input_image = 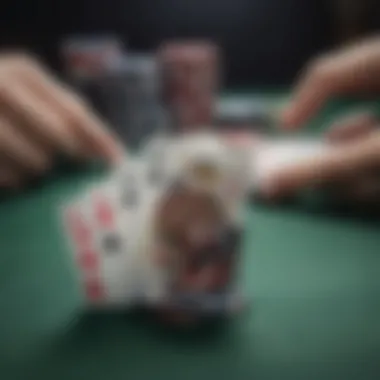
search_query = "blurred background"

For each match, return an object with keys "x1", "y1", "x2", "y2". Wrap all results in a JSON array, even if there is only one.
[{"x1": 0, "y1": 0, "x2": 379, "y2": 88}]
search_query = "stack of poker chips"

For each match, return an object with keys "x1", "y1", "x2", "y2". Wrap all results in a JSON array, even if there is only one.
[
  {"x1": 61, "y1": 36, "x2": 221, "y2": 147},
  {"x1": 158, "y1": 41, "x2": 220, "y2": 133},
  {"x1": 61, "y1": 36, "x2": 169, "y2": 149},
  {"x1": 90, "y1": 55, "x2": 169, "y2": 150},
  {"x1": 61, "y1": 35, "x2": 123, "y2": 81}
]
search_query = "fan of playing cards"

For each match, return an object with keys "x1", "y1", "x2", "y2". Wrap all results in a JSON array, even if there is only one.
[{"x1": 62, "y1": 133, "x2": 252, "y2": 320}]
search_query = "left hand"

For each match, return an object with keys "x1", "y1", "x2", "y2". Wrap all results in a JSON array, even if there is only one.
[
  {"x1": 0, "y1": 53, "x2": 124, "y2": 188},
  {"x1": 260, "y1": 111, "x2": 380, "y2": 204}
]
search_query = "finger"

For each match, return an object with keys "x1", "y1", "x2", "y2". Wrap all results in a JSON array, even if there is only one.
[
  {"x1": 260, "y1": 132, "x2": 380, "y2": 198},
  {"x1": 68, "y1": 104, "x2": 124, "y2": 165},
  {"x1": 281, "y1": 57, "x2": 338, "y2": 128},
  {"x1": 0, "y1": 82, "x2": 79, "y2": 155},
  {"x1": 0, "y1": 116, "x2": 51, "y2": 172},
  {"x1": 282, "y1": 39, "x2": 380, "y2": 129},
  {"x1": 19, "y1": 65, "x2": 124, "y2": 164},
  {"x1": 326, "y1": 111, "x2": 378, "y2": 143}
]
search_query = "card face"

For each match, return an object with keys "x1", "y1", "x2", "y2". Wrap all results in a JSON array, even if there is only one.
[
  {"x1": 61, "y1": 133, "x2": 251, "y2": 318},
  {"x1": 152, "y1": 182, "x2": 245, "y2": 316},
  {"x1": 62, "y1": 180, "x2": 141, "y2": 308},
  {"x1": 254, "y1": 138, "x2": 328, "y2": 186},
  {"x1": 141, "y1": 133, "x2": 250, "y2": 316},
  {"x1": 140, "y1": 135, "x2": 176, "y2": 191},
  {"x1": 117, "y1": 163, "x2": 143, "y2": 210},
  {"x1": 144, "y1": 139, "x2": 170, "y2": 188}
]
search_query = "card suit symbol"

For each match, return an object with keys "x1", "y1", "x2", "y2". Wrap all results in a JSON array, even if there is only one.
[
  {"x1": 85, "y1": 279, "x2": 104, "y2": 300},
  {"x1": 66, "y1": 208, "x2": 91, "y2": 246},
  {"x1": 77, "y1": 228, "x2": 91, "y2": 246},
  {"x1": 102, "y1": 233, "x2": 122, "y2": 254},
  {"x1": 94, "y1": 196, "x2": 114, "y2": 228},
  {"x1": 79, "y1": 249, "x2": 98, "y2": 271}
]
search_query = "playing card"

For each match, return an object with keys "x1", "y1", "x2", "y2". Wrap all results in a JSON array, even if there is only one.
[
  {"x1": 138, "y1": 132, "x2": 250, "y2": 316},
  {"x1": 61, "y1": 132, "x2": 252, "y2": 319},
  {"x1": 253, "y1": 138, "x2": 329, "y2": 187},
  {"x1": 140, "y1": 134, "x2": 176, "y2": 190},
  {"x1": 62, "y1": 178, "x2": 142, "y2": 309},
  {"x1": 110, "y1": 156, "x2": 170, "y2": 304},
  {"x1": 113, "y1": 159, "x2": 145, "y2": 211}
]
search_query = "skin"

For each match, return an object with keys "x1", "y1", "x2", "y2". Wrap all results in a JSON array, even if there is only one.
[
  {"x1": 0, "y1": 53, "x2": 123, "y2": 188},
  {"x1": 261, "y1": 36, "x2": 380, "y2": 203}
]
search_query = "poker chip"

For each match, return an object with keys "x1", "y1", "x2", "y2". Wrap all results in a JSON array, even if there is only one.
[{"x1": 158, "y1": 41, "x2": 220, "y2": 131}]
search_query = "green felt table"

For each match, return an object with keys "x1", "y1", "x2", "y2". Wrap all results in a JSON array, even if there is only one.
[{"x1": 0, "y1": 92, "x2": 379, "y2": 380}]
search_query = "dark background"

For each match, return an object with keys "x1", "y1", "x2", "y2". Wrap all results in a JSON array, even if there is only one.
[{"x1": 0, "y1": 0, "x2": 379, "y2": 87}]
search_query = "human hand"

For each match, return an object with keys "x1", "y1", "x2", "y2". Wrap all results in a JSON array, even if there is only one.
[
  {"x1": 0, "y1": 53, "x2": 123, "y2": 188},
  {"x1": 261, "y1": 111, "x2": 380, "y2": 204},
  {"x1": 282, "y1": 36, "x2": 380, "y2": 128}
]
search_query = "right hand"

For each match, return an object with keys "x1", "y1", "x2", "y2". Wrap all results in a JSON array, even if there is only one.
[
  {"x1": 0, "y1": 53, "x2": 123, "y2": 188},
  {"x1": 282, "y1": 36, "x2": 380, "y2": 128},
  {"x1": 261, "y1": 111, "x2": 380, "y2": 204}
]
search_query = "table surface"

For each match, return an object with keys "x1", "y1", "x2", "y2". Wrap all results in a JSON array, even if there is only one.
[{"x1": 0, "y1": 92, "x2": 379, "y2": 380}]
